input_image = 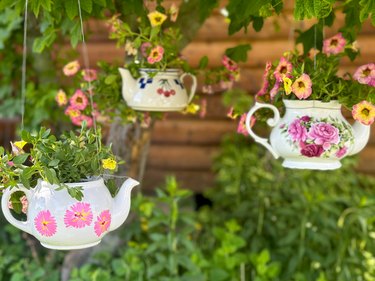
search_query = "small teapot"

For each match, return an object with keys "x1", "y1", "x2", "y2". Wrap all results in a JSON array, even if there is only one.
[
  {"x1": 1, "y1": 177, "x2": 139, "y2": 250},
  {"x1": 119, "y1": 68, "x2": 197, "y2": 112},
  {"x1": 246, "y1": 100, "x2": 371, "y2": 170}
]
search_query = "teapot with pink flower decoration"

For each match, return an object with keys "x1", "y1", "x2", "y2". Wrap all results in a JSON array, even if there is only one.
[{"x1": 244, "y1": 33, "x2": 374, "y2": 170}]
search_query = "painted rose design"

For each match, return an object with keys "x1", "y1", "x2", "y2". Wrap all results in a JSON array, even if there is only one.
[
  {"x1": 282, "y1": 116, "x2": 353, "y2": 158},
  {"x1": 34, "y1": 210, "x2": 57, "y2": 237},
  {"x1": 64, "y1": 202, "x2": 93, "y2": 228},
  {"x1": 94, "y1": 210, "x2": 111, "y2": 237}
]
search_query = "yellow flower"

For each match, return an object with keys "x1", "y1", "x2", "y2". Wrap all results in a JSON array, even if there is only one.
[
  {"x1": 182, "y1": 103, "x2": 200, "y2": 114},
  {"x1": 13, "y1": 141, "x2": 27, "y2": 149},
  {"x1": 283, "y1": 77, "x2": 292, "y2": 95},
  {"x1": 147, "y1": 11, "x2": 167, "y2": 27},
  {"x1": 102, "y1": 158, "x2": 117, "y2": 170}
]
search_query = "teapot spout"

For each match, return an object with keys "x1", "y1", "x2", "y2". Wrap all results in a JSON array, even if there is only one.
[
  {"x1": 118, "y1": 68, "x2": 137, "y2": 103},
  {"x1": 110, "y1": 177, "x2": 139, "y2": 232},
  {"x1": 348, "y1": 121, "x2": 371, "y2": 156}
]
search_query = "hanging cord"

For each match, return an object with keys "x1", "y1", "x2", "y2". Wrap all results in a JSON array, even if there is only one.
[
  {"x1": 20, "y1": 0, "x2": 29, "y2": 130},
  {"x1": 77, "y1": 0, "x2": 101, "y2": 154}
]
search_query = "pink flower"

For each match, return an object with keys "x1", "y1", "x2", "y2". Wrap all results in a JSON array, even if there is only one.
[
  {"x1": 64, "y1": 202, "x2": 93, "y2": 228},
  {"x1": 288, "y1": 119, "x2": 308, "y2": 142},
  {"x1": 227, "y1": 107, "x2": 237, "y2": 119},
  {"x1": 65, "y1": 106, "x2": 81, "y2": 118},
  {"x1": 308, "y1": 122, "x2": 340, "y2": 150},
  {"x1": 71, "y1": 115, "x2": 93, "y2": 127},
  {"x1": 335, "y1": 146, "x2": 348, "y2": 158},
  {"x1": 169, "y1": 3, "x2": 179, "y2": 22},
  {"x1": 200, "y1": 99, "x2": 207, "y2": 118},
  {"x1": 82, "y1": 69, "x2": 97, "y2": 82},
  {"x1": 323, "y1": 33, "x2": 346, "y2": 55},
  {"x1": 353, "y1": 63, "x2": 375, "y2": 86},
  {"x1": 63, "y1": 60, "x2": 80, "y2": 76},
  {"x1": 220, "y1": 80, "x2": 234, "y2": 90},
  {"x1": 237, "y1": 113, "x2": 254, "y2": 136},
  {"x1": 55, "y1": 89, "x2": 68, "y2": 107},
  {"x1": 352, "y1": 100, "x2": 375, "y2": 125},
  {"x1": 147, "y1": 45, "x2": 164, "y2": 64},
  {"x1": 70, "y1": 90, "x2": 89, "y2": 110},
  {"x1": 94, "y1": 210, "x2": 111, "y2": 237},
  {"x1": 34, "y1": 210, "x2": 57, "y2": 237},
  {"x1": 222, "y1": 56, "x2": 238, "y2": 72},
  {"x1": 256, "y1": 62, "x2": 272, "y2": 100},
  {"x1": 202, "y1": 85, "x2": 213, "y2": 94},
  {"x1": 141, "y1": 42, "x2": 152, "y2": 57},
  {"x1": 292, "y1": 74, "x2": 312, "y2": 99},
  {"x1": 274, "y1": 57, "x2": 293, "y2": 81},
  {"x1": 270, "y1": 79, "x2": 281, "y2": 100},
  {"x1": 300, "y1": 144, "x2": 324, "y2": 158}
]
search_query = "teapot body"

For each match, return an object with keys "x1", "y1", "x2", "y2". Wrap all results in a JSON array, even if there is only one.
[
  {"x1": 120, "y1": 68, "x2": 197, "y2": 111},
  {"x1": 246, "y1": 100, "x2": 370, "y2": 170}
]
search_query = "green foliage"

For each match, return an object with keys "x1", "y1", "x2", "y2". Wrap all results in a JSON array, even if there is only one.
[{"x1": 225, "y1": 44, "x2": 252, "y2": 63}]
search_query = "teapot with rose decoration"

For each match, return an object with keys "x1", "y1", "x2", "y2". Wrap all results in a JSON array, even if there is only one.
[{"x1": 244, "y1": 34, "x2": 374, "y2": 170}]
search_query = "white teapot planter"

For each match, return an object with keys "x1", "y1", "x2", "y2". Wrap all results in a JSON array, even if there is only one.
[
  {"x1": 246, "y1": 100, "x2": 371, "y2": 170},
  {"x1": 1, "y1": 177, "x2": 139, "y2": 250},
  {"x1": 119, "y1": 68, "x2": 197, "y2": 112}
]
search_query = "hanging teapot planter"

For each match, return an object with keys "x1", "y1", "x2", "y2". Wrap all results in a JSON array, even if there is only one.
[
  {"x1": 1, "y1": 177, "x2": 138, "y2": 250},
  {"x1": 119, "y1": 68, "x2": 197, "y2": 112},
  {"x1": 246, "y1": 100, "x2": 371, "y2": 170}
]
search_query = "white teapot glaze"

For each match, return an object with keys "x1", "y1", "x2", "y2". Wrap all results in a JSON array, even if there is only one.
[
  {"x1": 119, "y1": 68, "x2": 197, "y2": 112},
  {"x1": 1, "y1": 177, "x2": 139, "y2": 250},
  {"x1": 246, "y1": 100, "x2": 370, "y2": 170}
]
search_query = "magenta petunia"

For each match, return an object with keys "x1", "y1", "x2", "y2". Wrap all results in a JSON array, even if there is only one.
[
  {"x1": 222, "y1": 55, "x2": 238, "y2": 72},
  {"x1": 288, "y1": 119, "x2": 308, "y2": 142},
  {"x1": 64, "y1": 202, "x2": 93, "y2": 229},
  {"x1": 353, "y1": 63, "x2": 375, "y2": 86},
  {"x1": 307, "y1": 122, "x2": 340, "y2": 150},
  {"x1": 34, "y1": 210, "x2": 57, "y2": 237},
  {"x1": 70, "y1": 89, "x2": 89, "y2": 110},
  {"x1": 94, "y1": 210, "x2": 111, "y2": 237},
  {"x1": 322, "y1": 33, "x2": 346, "y2": 55}
]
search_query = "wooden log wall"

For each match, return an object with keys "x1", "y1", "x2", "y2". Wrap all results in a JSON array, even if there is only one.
[{"x1": 82, "y1": 1, "x2": 375, "y2": 191}]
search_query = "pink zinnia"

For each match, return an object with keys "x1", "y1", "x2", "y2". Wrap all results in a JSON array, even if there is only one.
[
  {"x1": 147, "y1": 46, "x2": 164, "y2": 64},
  {"x1": 82, "y1": 69, "x2": 97, "y2": 82},
  {"x1": 70, "y1": 89, "x2": 89, "y2": 110},
  {"x1": 34, "y1": 210, "x2": 57, "y2": 237},
  {"x1": 322, "y1": 33, "x2": 346, "y2": 55},
  {"x1": 353, "y1": 63, "x2": 375, "y2": 86},
  {"x1": 292, "y1": 74, "x2": 312, "y2": 99},
  {"x1": 64, "y1": 202, "x2": 93, "y2": 228},
  {"x1": 94, "y1": 210, "x2": 111, "y2": 237},
  {"x1": 274, "y1": 57, "x2": 293, "y2": 81},
  {"x1": 63, "y1": 60, "x2": 80, "y2": 76},
  {"x1": 222, "y1": 55, "x2": 238, "y2": 72}
]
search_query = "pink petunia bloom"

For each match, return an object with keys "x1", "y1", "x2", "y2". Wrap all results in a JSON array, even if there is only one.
[
  {"x1": 292, "y1": 74, "x2": 312, "y2": 99},
  {"x1": 307, "y1": 122, "x2": 340, "y2": 150},
  {"x1": 222, "y1": 55, "x2": 238, "y2": 72},
  {"x1": 82, "y1": 69, "x2": 97, "y2": 82},
  {"x1": 202, "y1": 84, "x2": 213, "y2": 94},
  {"x1": 227, "y1": 107, "x2": 237, "y2": 119},
  {"x1": 147, "y1": 46, "x2": 164, "y2": 64},
  {"x1": 288, "y1": 119, "x2": 308, "y2": 142},
  {"x1": 65, "y1": 106, "x2": 81, "y2": 118},
  {"x1": 34, "y1": 210, "x2": 57, "y2": 237},
  {"x1": 94, "y1": 210, "x2": 111, "y2": 237},
  {"x1": 352, "y1": 100, "x2": 375, "y2": 125},
  {"x1": 256, "y1": 62, "x2": 272, "y2": 100},
  {"x1": 353, "y1": 63, "x2": 375, "y2": 86},
  {"x1": 64, "y1": 202, "x2": 93, "y2": 228},
  {"x1": 274, "y1": 57, "x2": 293, "y2": 81},
  {"x1": 70, "y1": 90, "x2": 89, "y2": 110},
  {"x1": 335, "y1": 146, "x2": 348, "y2": 158},
  {"x1": 55, "y1": 89, "x2": 68, "y2": 107},
  {"x1": 71, "y1": 115, "x2": 93, "y2": 127},
  {"x1": 200, "y1": 98, "x2": 207, "y2": 118},
  {"x1": 63, "y1": 60, "x2": 80, "y2": 76},
  {"x1": 169, "y1": 3, "x2": 179, "y2": 22},
  {"x1": 237, "y1": 113, "x2": 255, "y2": 136},
  {"x1": 322, "y1": 33, "x2": 346, "y2": 55},
  {"x1": 140, "y1": 42, "x2": 152, "y2": 57},
  {"x1": 270, "y1": 79, "x2": 281, "y2": 100}
]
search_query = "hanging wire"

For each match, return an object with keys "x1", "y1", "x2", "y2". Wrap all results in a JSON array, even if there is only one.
[
  {"x1": 21, "y1": 0, "x2": 29, "y2": 130},
  {"x1": 77, "y1": 0, "x2": 101, "y2": 155}
]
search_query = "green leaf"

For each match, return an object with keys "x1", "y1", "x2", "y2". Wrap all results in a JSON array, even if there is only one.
[
  {"x1": 296, "y1": 23, "x2": 323, "y2": 55},
  {"x1": 65, "y1": 0, "x2": 78, "y2": 20},
  {"x1": 13, "y1": 153, "x2": 30, "y2": 165},
  {"x1": 198, "y1": 56, "x2": 209, "y2": 69},
  {"x1": 252, "y1": 17, "x2": 264, "y2": 32},
  {"x1": 359, "y1": 0, "x2": 375, "y2": 23},
  {"x1": 93, "y1": 0, "x2": 106, "y2": 6},
  {"x1": 104, "y1": 74, "x2": 117, "y2": 85},
  {"x1": 80, "y1": 0, "x2": 93, "y2": 13},
  {"x1": 48, "y1": 159, "x2": 60, "y2": 167},
  {"x1": 225, "y1": 44, "x2": 251, "y2": 62},
  {"x1": 32, "y1": 27, "x2": 56, "y2": 53}
]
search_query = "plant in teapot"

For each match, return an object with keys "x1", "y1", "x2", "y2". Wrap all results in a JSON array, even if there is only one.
[
  {"x1": 0, "y1": 124, "x2": 139, "y2": 250},
  {"x1": 244, "y1": 33, "x2": 375, "y2": 170}
]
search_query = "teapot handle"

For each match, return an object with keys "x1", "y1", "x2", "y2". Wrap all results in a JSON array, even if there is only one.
[
  {"x1": 180, "y1": 73, "x2": 197, "y2": 103},
  {"x1": 245, "y1": 102, "x2": 281, "y2": 159},
  {"x1": 1, "y1": 186, "x2": 33, "y2": 235}
]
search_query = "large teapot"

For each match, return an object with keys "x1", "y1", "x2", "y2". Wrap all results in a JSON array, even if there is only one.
[
  {"x1": 1, "y1": 177, "x2": 139, "y2": 250},
  {"x1": 119, "y1": 68, "x2": 197, "y2": 112},
  {"x1": 246, "y1": 100, "x2": 370, "y2": 170}
]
